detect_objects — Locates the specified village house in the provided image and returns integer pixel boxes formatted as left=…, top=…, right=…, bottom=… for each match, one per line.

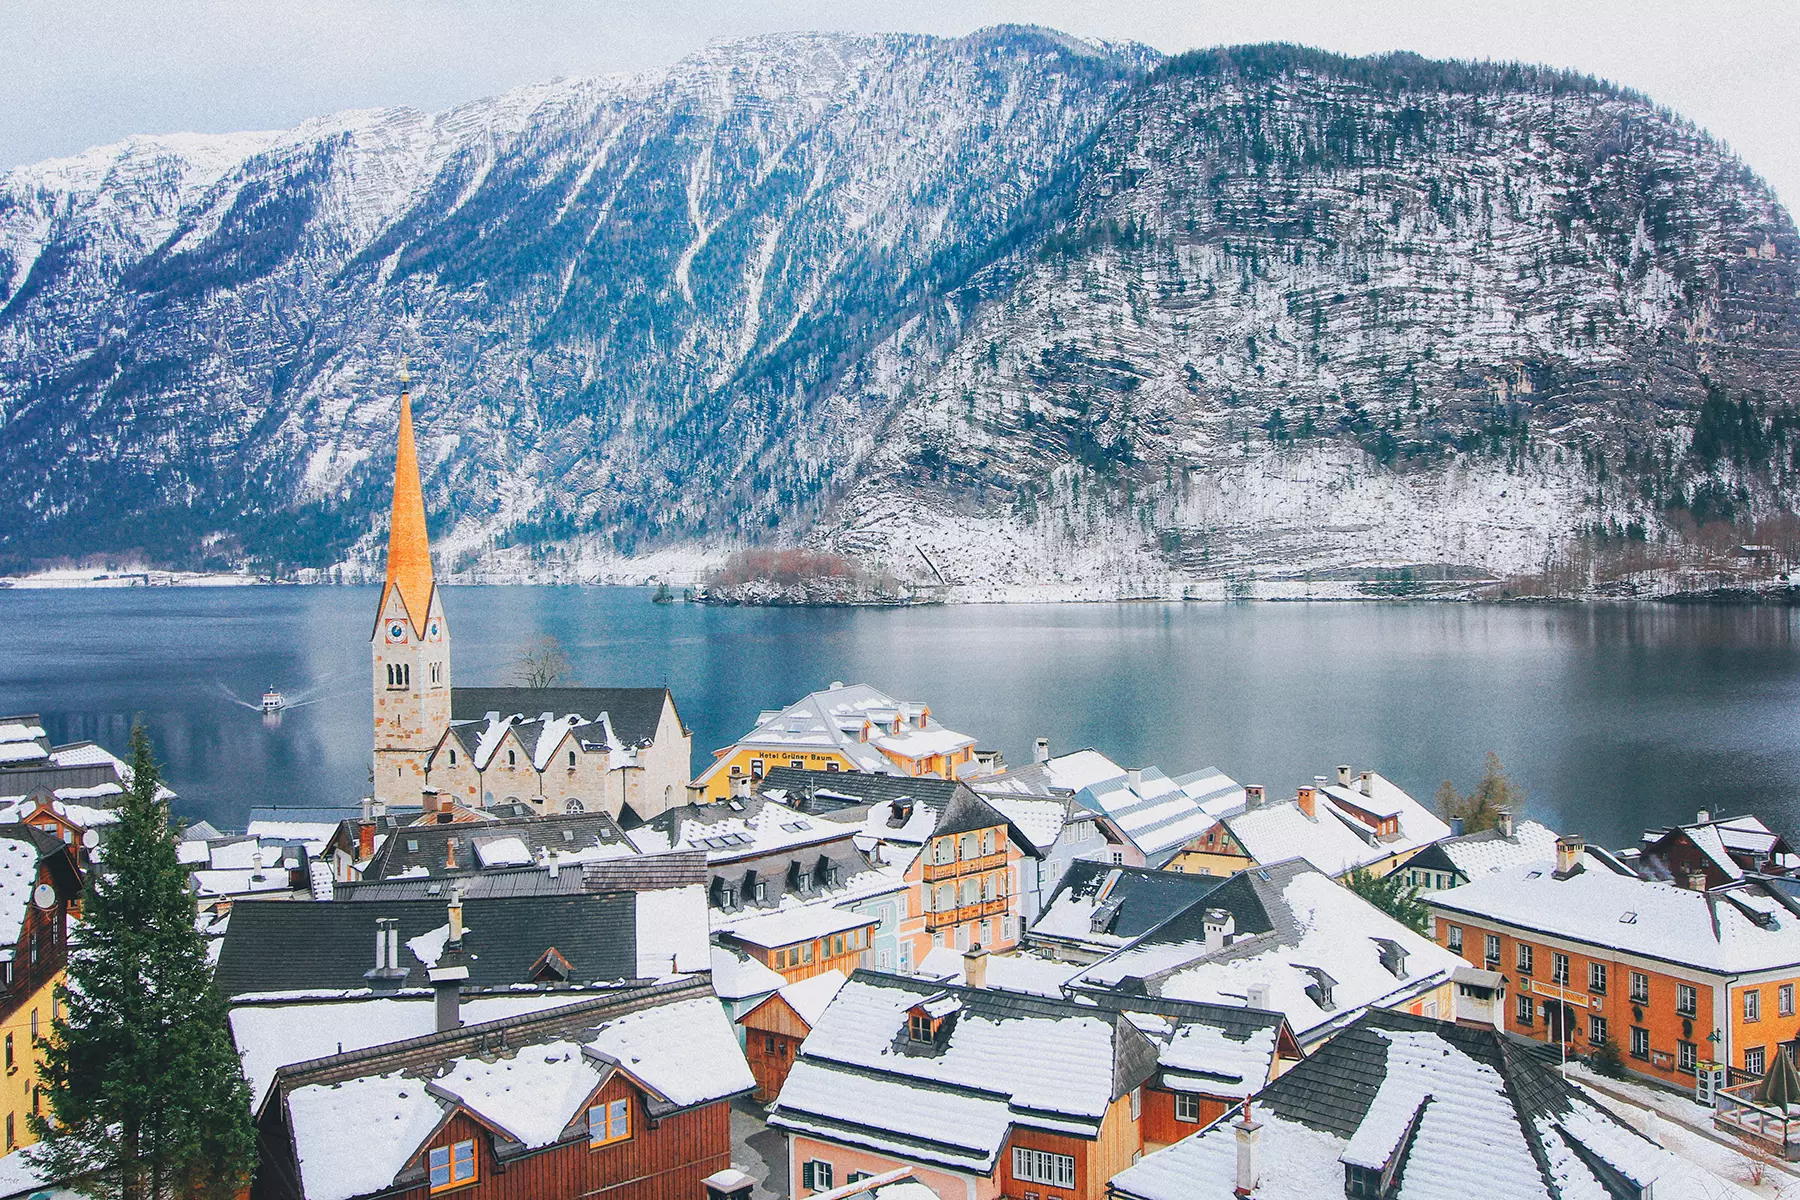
left=248, top=978, right=754, bottom=1200
left=0, top=825, right=81, bottom=1156
left=1071, top=765, right=1246, bottom=870
left=1028, top=862, right=1230, bottom=963
left=1170, top=767, right=1450, bottom=880
left=0, top=714, right=151, bottom=812
left=894, top=788, right=1037, bottom=968
left=1428, top=834, right=1800, bottom=1088
left=768, top=969, right=1299, bottom=1200
left=1072, top=858, right=1462, bottom=1049
left=358, top=809, right=638, bottom=881
left=1626, top=810, right=1799, bottom=888
left=688, top=683, right=977, bottom=801
left=710, top=944, right=787, bottom=1045
left=1108, top=1007, right=1753, bottom=1200
left=1391, top=807, right=1560, bottom=893
left=739, top=969, right=849, bottom=1101
left=368, top=377, right=692, bottom=819
left=215, top=853, right=711, bottom=1003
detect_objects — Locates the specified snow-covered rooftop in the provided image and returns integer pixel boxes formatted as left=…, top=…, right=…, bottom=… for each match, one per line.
left=1076, top=765, right=1242, bottom=866
left=1431, top=852, right=1800, bottom=975
left=724, top=903, right=877, bottom=949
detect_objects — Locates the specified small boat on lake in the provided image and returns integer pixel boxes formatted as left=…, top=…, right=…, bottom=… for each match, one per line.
left=260, top=688, right=285, bottom=712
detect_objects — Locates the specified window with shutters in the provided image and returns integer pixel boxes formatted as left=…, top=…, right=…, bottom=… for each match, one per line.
left=802, top=1160, right=834, bottom=1192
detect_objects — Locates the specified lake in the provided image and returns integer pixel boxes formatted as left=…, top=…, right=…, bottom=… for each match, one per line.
left=0, top=586, right=1795, bottom=849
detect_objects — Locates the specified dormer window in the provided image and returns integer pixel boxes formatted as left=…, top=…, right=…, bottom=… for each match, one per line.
left=1375, top=938, right=1409, bottom=980
left=905, top=994, right=960, bottom=1045
left=908, top=1012, right=936, bottom=1041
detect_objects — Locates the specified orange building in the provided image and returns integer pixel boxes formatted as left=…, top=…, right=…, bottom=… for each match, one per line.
left=1429, top=835, right=1800, bottom=1087
left=738, top=971, right=848, bottom=1102
left=719, top=907, right=878, bottom=985
left=892, top=789, right=1035, bottom=970
left=689, top=683, right=976, bottom=801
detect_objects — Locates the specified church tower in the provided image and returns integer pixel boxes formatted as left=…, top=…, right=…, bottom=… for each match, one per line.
left=372, top=370, right=451, bottom=806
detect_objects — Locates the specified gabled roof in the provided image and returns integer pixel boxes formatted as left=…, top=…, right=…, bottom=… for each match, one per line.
left=1031, top=861, right=1229, bottom=951
left=268, top=979, right=752, bottom=1200
left=337, top=852, right=707, bottom=902
left=758, top=768, right=960, bottom=814
left=0, top=823, right=79, bottom=943
left=769, top=971, right=1159, bottom=1171
left=1109, top=1008, right=1747, bottom=1200
left=1402, top=819, right=1561, bottom=881
left=1430, top=851, right=1800, bottom=975
left=1075, top=766, right=1242, bottom=867
left=925, top=786, right=1043, bottom=858
left=450, top=687, right=674, bottom=748
left=213, top=893, right=638, bottom=998
left=626, top=795, right=857, bottom=861
left=1223, top=774, right=1451, bottom=877
left=364, top=811, right=635, bottom=880
left=1074, top=859, right=1463, bottom=1044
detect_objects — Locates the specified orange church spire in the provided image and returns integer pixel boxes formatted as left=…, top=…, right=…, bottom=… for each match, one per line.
left=383, top=365, right=435, bottom=631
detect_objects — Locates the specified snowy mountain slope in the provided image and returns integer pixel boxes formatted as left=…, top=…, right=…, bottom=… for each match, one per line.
left=0, top=35, right=1795, bottom=596
left=828, top=48, right=1800, bottom=592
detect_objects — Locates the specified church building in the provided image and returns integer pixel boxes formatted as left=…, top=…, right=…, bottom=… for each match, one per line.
left=370, top=376, right=692, bottom=821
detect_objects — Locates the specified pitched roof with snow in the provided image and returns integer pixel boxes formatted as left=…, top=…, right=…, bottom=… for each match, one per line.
left=366, top=811, right=635, bottom=880
left=1223, top=774, right=1451, bottom=877
left=710, top=683, right=965, bottom=776
left=269, top=979, right=751, bottom=1200
left=450, top=687, right=674, bottom=748
left=1030, top=861, right=1229, bottom=953
left=1402, top=818, right=1562, bottom=882
left=1109, top=1007, right=1754, bottom=1200
left=626, top=795, right=855, bottom=861
left=752, top=969, right=849, bottom=1028
left=1074, top=859, right=1463, bottom=1044
left=769, top=971, right=1157, bottom=1172
left=1430, top=852, right=1800, bottom=976
left=1076, top=765, right=1242, bottom=867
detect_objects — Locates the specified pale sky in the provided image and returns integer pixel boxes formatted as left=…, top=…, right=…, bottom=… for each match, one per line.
left=4, top=1, right=1798, bottom=209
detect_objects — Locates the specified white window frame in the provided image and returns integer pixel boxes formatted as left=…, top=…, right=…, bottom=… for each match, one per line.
left=1173, top=1092, right=1201, bottom=1123
left=1676, top=983, right=1698, bottom=1017
left=1745, top=987, right=1762, bottom=1023
left=802, top=1160, right=834, bottom=1192
left=1012, top=1147, right=1076, bottom=1188
left=1629, top=971, right=1649, bottom=1004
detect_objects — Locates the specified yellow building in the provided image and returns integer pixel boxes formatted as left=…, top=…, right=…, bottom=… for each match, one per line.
left=0, top=827, right=82, bottom=1155
left=690, top=682, right=975, bottom=801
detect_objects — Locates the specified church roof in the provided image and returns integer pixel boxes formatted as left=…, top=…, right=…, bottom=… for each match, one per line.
left=450, top=688, right=674, bottom=749
left=381, top=383, right=435, bottom=637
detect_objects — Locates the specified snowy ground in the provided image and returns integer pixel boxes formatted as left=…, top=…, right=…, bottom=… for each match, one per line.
left=1564, top=1062, right=1799, bottom=1197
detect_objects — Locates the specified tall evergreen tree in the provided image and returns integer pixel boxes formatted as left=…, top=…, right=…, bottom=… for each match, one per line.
left=29, top=726, right=254, bottom=1200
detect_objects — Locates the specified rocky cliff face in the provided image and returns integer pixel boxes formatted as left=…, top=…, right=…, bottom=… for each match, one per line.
left=2, top=35, right=1795, bottom=596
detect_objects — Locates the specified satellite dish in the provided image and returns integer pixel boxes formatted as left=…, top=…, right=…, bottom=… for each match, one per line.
left=31, top=883, right=56, bottom=910
left=82, top=830, right=99, bottom=848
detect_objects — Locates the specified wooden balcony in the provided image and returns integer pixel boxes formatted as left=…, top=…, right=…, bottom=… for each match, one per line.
left=924, top=897, right=1009, bottom=931
left=921, top=852, right=1007, bottom=882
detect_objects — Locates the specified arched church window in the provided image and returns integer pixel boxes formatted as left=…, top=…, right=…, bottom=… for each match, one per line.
left=508, top=750, right=516, bottom=766
left=568, top=750, right=577, bottom=768
left=565, top=798, right=584, bottom=814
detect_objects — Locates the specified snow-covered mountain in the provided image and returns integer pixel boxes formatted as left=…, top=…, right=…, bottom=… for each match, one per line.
left=1, top=32, right=1795, bottom=596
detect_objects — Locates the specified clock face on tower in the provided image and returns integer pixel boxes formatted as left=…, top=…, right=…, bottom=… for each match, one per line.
left=386, top=621, right=408, bottom=644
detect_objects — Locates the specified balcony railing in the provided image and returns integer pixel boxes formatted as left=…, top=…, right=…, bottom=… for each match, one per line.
left=1716, top=1079, right=1800, bottom=1159
left=923, top=897, right=1009, bottom=931
left=921, top=852, right=1008, bottom=882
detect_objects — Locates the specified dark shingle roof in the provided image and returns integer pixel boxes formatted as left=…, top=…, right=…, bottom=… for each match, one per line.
left=333, top=851, right=706, bottom=902
left=1039, top=861, right=1231, bottom=943
left=450, top=687, right=675, bottom=746
left=758, top=768, right=960, bottom=814
left=364, top=811, right=632, bottom=880
left=928, top=786, right=1043, bottom=857
left=214, top=893, right=637, bottom=997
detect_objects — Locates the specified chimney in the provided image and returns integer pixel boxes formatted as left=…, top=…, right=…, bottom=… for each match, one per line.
left=730, top=773, right=750, bottom=799
left=357, top=821, right=376, bottom=861
left=963, top=945, right=988, bottom=989
left=445, top=836, right=457, bottom=869
left=1336, top=764, right=1353, bottom=787
left=1245, top=982, right=1270, bottom=1010
left=1244, top=785, right=1265, bottom=810
left=436, top=809, right=454, bottom=824
left=1686, top=871, right=1709, bottom=892
left=1496, top=808, right=1515, bottom=838
left=1554, top=834, right=1585, bottom=879
left=361, top=796, right=376, bottom=821
left=431, top=887, right=470, bottom=1032
left=1449, top=816, right=1464, bottom=836
left=1359, top=770, right=1375, bottom=797
left=1203, top=907, right=1235, bottom=948
left=1297, top=786, right=1316, bottom=820
left=1234, top=1108, right=1262, bottom=1197
left=1126, top=768, right=1143, bottom=791
left=1697, top=809, right=1711, bottom=825
left=364, top=917, right=407, bottom=989
left=1034, top=737, right=1050, bottom=765
left=448, top=885, right=465, bottom=944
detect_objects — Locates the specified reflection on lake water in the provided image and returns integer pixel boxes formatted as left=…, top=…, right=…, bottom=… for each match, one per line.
left=0, top=586, right=1794, bottom=848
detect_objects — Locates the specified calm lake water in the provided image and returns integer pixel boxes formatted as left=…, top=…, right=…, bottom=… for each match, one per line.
left=0, top=586, right=1795, bottom=848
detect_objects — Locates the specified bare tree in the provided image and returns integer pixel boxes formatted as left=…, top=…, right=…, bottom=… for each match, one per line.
left=515, top=635, right=571, bottom=689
